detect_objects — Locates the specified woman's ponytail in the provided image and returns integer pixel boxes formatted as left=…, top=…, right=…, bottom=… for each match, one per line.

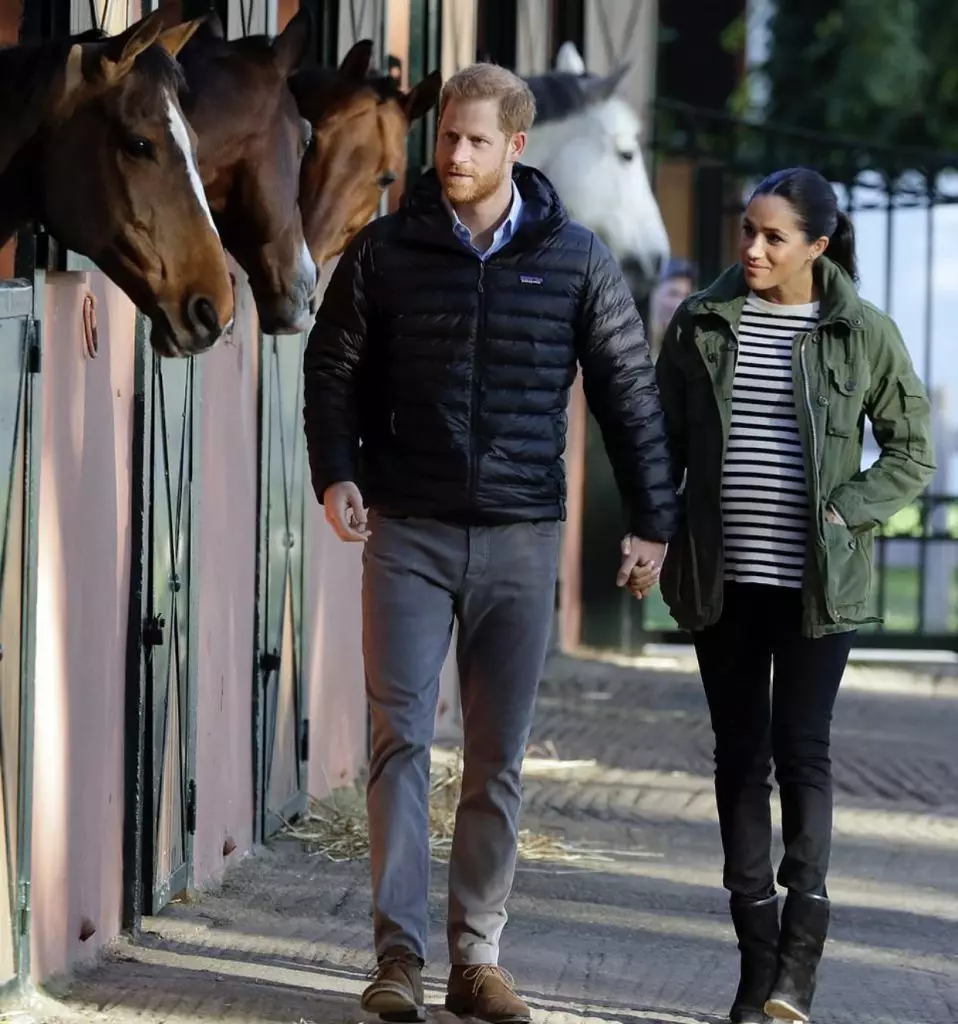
left=827, top=210, right=858, bottom=284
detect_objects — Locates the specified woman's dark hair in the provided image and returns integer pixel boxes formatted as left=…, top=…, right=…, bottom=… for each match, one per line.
left=749, top=167, right=858, bottom=284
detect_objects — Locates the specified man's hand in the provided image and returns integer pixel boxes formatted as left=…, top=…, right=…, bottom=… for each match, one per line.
left=323, top=481, right=370, bottom=542
left=616, top=535, right=667, bottom=598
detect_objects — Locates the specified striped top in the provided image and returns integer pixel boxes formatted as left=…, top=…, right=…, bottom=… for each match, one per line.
left=721, top=292, right=819, bottom=588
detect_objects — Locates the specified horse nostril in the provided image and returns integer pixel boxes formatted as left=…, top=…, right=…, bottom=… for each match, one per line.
left=187, top=295, right=221, bottom=338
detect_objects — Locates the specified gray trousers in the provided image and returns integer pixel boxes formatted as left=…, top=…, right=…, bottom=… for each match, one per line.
left=361, top=511, right=559, bottom=966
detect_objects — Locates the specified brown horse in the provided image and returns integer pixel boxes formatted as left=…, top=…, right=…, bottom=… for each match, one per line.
left=0, top=12, right=234, bottom=356
left=172, top=11, right=318, bottom=334
left=290, top=42, right=441, bottom=265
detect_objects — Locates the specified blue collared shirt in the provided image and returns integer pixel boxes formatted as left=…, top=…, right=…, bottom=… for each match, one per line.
left=443, top=180, right=523, bottom=260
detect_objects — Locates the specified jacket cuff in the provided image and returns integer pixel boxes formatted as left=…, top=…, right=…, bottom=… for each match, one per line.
left=309, top=450, right=357, bottom=504
left=628, top=512, right=677, bottom=544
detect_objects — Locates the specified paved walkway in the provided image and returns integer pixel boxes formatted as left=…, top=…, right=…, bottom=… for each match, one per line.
left=31, top=653, right=958, bottom=1024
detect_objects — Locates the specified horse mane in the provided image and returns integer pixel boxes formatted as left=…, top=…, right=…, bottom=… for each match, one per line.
left=128, top=42, right=187, bottom=93
left=524, top=70, right=603, bottom=125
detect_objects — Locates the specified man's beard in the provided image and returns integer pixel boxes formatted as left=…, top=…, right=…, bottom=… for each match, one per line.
left=441, top=159, right=508, bottom=204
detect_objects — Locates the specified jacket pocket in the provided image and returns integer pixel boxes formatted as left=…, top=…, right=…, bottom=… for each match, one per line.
left=825, top=365, right=864, bottom=438
left=898, top=374, right=934, bottom=464
left=822, top=518, right=878, bottom=623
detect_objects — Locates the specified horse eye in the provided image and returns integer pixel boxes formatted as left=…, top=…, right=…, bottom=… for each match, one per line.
left=378, top=171, right=398, bottom=188
left=618, top=150, right=635, bottom=163
left=123, top=135, right=154, bottom=159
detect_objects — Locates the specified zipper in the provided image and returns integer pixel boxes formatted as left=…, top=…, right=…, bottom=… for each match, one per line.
left=469, top=260, right=486, bottom=501
left=799, top=333, right=841, bottom=623
left=711, top=316, right=739, bottom=586
left=799, top=335, right=821, bottom=535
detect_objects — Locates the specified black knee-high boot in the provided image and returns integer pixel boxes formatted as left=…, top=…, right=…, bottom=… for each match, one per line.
left=728, top=894, right=779, bottom=1024
left=764, top=891, right=830, bottom=1022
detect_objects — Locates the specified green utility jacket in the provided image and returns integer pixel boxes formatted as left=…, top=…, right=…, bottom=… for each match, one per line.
left=655, top=256, right=937, bottom=638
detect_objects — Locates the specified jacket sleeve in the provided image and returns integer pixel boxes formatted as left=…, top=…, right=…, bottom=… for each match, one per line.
left=575, top=235, right=678, bottom=542
left=654, top=303, right=692, bottom=491
left=828, top=312, right=937, bottom=531
left=302, top=231, right=372, bottom=503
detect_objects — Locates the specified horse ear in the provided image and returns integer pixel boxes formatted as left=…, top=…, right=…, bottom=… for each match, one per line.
left=585, top=62, right=631, bottom=103
left=272, top=6, right=313, bottom=78
left=554, top=41, right=585, bottom=75
left=402, top=69, right=441, bottom=124
left=338, top=39, right=373, bottom=80
left=59, top=8, right=165, bottom=107
left=155, top=18, right=204, bottom=59
left=202, top=10, right=226, bottom=39
left=97, top=10, right=166, bottom=83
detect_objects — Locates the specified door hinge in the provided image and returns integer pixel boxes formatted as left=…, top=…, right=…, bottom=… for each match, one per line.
left=260, top=649, right=281, bottom=674
left=28, top=320, right=40, bottom=374
left=143, top=614, right=165, bottom=647
left=300, top=718, right=309, bottom=763
left=186, top=779, right=197, bottom=835
left=18, top=879, right=29, bottom=936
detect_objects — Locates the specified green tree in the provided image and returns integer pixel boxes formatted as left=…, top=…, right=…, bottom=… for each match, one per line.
left=761, top=0, right=929, bottom=146
left=904, top=0, right=958, bottom=151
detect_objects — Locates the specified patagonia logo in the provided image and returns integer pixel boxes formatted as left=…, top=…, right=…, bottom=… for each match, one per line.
left=520, top=274, right=543, bottom=285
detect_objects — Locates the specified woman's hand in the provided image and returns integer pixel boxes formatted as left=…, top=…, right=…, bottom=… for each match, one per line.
left=824, top=505, right=846, bottom=526
left=626, top=560, right=660, bottom=600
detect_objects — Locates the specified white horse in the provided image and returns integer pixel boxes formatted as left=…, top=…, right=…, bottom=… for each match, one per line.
left=522, top=42, right=670, bottom=299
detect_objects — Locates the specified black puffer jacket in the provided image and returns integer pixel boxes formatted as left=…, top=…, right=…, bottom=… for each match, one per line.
left=303, top=163, right=677, bottom=541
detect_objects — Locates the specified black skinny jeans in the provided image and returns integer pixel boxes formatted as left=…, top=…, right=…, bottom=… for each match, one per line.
left=692, top=583, right=854, bottom=900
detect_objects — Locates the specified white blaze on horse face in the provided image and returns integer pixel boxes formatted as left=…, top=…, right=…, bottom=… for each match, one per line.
left=300, top=237, right=319, bottom=296
left=165, top=90, right=218, bottom=236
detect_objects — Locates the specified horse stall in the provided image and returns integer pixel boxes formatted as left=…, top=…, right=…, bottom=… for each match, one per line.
left=2, top=0, right=661, bottom=995
left=0, top=0, right=449, bottom=993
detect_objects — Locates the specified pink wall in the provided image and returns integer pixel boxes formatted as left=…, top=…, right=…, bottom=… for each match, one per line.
left=304, top=503, right=367, bottom=795
left=191, top=275, right=259, bottom=886
left=31, top=272, right=136, bottom=980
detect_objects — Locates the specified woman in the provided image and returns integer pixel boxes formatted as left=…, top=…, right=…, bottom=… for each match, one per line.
left=646, top=167, right=936, bottom=1023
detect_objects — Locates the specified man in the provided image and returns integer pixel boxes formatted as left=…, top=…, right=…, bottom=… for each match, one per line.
left=649, top=257, right=697, bottom=363
left=303, top=62, right=677, bottom=1024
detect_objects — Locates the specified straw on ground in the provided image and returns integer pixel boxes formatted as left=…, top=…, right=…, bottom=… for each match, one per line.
left=282, top=743, right=602, bottom=865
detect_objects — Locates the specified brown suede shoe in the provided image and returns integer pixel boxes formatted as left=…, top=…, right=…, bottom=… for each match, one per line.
left=445, top=965, right=531, bottom=1023
left=360, top=946, right=426, bottom=1022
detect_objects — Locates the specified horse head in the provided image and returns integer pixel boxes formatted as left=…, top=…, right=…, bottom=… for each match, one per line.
left=20, top=12, right=234, bottom=355
left=522, top=42, right=670, bottom=300
left=290, top=42, right=441, bottom=265
left=175, top=9, right=319, bottom=335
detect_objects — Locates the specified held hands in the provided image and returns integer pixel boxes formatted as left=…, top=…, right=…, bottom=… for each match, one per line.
left=616, top=535, right=667, bottom=601
left=323, top=481, right=370, bottom=542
